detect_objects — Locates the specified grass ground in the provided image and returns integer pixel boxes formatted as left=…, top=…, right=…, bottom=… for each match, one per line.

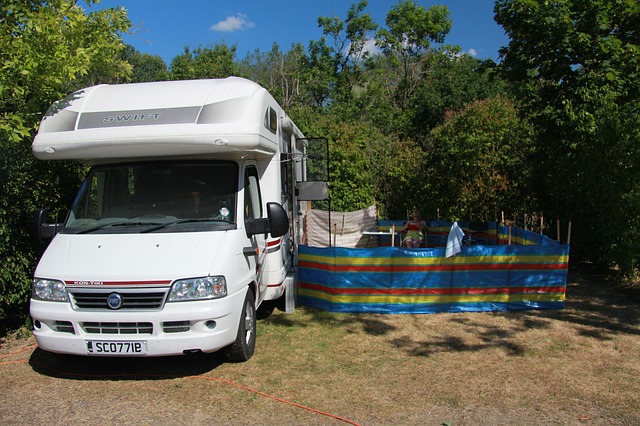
left=1, top=264, right=638, bottom=425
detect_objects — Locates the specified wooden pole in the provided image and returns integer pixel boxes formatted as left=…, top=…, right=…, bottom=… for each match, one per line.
left=391, top=224, right=396, bottom=247
left=557, top=219, right=561, bottom=242
left=333, top=223, right=337, bottom=247
left=303, top=201, right=311, bottom=245
left=540, top=216, right=544, bottom=235
left=567, top=221, right=572, bottom=245
left=524, top=213, right=528, bottom=230
left=508, top=226, right=512, bottom=245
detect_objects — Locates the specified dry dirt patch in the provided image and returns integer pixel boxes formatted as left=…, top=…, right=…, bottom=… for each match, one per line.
left=1, top=265, right=639, bottom=425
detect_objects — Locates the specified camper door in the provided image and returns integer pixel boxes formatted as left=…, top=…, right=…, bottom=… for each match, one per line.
left=243, top=164, right=268, bottom=302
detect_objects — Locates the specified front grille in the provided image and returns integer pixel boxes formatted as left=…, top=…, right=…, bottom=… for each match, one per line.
left=162, top=321, right=191, bottom=333
left=82, top=322, right=153, bottom=335
left=54, top=320, right=75, bottom=334
left=70, top=291, right=166, bottom=310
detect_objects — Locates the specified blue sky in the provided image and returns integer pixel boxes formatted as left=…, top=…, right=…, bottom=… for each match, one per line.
left=91, top=0, right=508, bottom=65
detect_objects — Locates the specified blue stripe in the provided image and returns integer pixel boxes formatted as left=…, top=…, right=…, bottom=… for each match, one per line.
left=298, top=297, right=565, bottom=314
left=299, top=269, right=568, bottom=289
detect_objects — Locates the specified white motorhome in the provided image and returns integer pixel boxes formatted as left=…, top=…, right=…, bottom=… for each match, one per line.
left=29, top=77, right=322, bottom=361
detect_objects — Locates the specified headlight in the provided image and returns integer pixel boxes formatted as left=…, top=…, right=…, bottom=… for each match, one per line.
left=168, top=276, right=227, bottom=302
left=32, top=279, right=68, bottom=302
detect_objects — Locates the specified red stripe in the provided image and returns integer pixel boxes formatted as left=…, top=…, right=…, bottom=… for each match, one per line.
left=299, top=261, right=567, bottom=272
left=268, top=281, right=284, bottom=288
left=300, top=282, right=565, bottom=296
left=267, top=238, right=281, bottom=247
left=65, top=280, right=172, bottom=286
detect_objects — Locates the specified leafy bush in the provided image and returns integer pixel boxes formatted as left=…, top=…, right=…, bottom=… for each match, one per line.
left=496, top=0, right=640, bottom=273
left=0, top=0, right=131, bottom=334
left=428, top=96, right=535, bottom=221
left=291, top=107, right=424, bottom=218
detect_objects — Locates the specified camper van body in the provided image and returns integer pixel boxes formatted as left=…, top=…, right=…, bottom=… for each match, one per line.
left=29, top=78, right=307, bottom=360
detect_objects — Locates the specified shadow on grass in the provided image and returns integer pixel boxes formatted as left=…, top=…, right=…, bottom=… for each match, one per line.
left=29, top=347, right=225, bottom=380
left=401, top=266, right=638, bottom=357
left=389, top=314, right=536, bottom=357
left=265, top=306, right=399, bottom=336
left=528, top=263, right=640, bottom=339
left=271, top=263, right=639, bottom=358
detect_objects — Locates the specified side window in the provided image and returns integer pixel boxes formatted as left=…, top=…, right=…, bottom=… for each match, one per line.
left=281, top=131, right=292, bottom=199
left=84, top=172, right=103, bottom=218
left=264, top=107, right=277, bottom=134
left=244, top=166, right=263, bottom=220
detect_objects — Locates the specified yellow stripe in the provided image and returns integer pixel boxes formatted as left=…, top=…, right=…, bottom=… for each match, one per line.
left=429, top=227, right=498, bottom=234
left=299, top=289, right=565, bottom=304
left=299, top=253, right=569, bottom=266
left=497, top=233, right=540, bottom=245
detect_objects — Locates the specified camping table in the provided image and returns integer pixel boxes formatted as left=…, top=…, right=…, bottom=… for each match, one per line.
left=362, top=230, right=401, bottom=247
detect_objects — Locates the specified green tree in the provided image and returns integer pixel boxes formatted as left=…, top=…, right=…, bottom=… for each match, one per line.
left=170, top=43, right=239, bottom=80
left=428, top=96, right=535, bottom=221
left=376, top=1, right=452, bottom=110
left=292, top=107, right=424, bottom=218
left=240, top=42, right=306, bottom=109
left=317, top=0, right=378, bottom=105
left=408, top=55, right=506, bottom=140
left=122, top=45, right=169, bottom=82
left=0, top=0, right=131, bottom=142
left=0, top=0, right=131, bottom=332
left=303, top=38, right=337, bottom=108
left=495, top=0, right=640, bottom=274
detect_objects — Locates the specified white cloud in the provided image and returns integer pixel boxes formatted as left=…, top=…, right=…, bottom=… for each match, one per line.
left=210, top=13, right=255, bottom=32
left=345, top=39, right=382, bottom=60
left=362, top=39, right=382, bottom=56
left=468, top=48, right=478, bottom=57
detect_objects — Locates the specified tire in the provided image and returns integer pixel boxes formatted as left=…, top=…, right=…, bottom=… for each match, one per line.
left=256, top=299, right=276, bottom=320
left=224, top=289, right=256, bottom=362
left=257, top=286, right=289, bottom=319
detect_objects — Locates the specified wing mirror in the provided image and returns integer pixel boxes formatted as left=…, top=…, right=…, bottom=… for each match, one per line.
left=245, top=202, right=289, bottom=238
left=29, top=209, right=64, bottom=252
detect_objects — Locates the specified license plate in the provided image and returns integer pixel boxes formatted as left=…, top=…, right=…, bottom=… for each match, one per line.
left=86, top=340, right=147, bottom=355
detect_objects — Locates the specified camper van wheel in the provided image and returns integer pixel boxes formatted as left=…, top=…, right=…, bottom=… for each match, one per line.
left=224, top=289, right=256, bottom=362
left=257, top=292, right=286, bottom=319
left=256, top=299, right=276, bottom=319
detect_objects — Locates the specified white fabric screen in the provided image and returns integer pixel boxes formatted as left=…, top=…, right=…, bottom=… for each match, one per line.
left=305, top=205, right=377, bottom=248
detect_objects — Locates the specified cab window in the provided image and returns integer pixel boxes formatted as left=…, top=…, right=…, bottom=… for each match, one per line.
left=244, top=166, right=262, bottom=220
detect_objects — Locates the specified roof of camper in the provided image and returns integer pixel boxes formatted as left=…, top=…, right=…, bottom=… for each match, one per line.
left=32, top=77, right=300, bottom=160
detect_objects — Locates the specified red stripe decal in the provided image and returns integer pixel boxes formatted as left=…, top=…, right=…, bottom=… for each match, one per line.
left=267, top=238, right=281, bottom=247
left=300, top=283, right=566, bottom=296
left=65, top=280, right=172, bottom=286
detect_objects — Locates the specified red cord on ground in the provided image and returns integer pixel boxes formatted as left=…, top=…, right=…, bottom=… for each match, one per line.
left=0, top=359, right=29, bottom=366
left=0, top=343, right=38, bottom=359
left=0, top=346, right=361, bottom=426
left=189, top=375, right=361, bottom=426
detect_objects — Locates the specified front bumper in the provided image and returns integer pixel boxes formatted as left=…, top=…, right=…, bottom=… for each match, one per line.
left=30, top=289, right=246, bottom=357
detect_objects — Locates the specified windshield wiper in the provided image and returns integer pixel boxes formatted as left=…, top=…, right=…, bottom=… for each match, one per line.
left=76, top=221, right=164, bottom=234
left=140, top=218, right=229, bottom=233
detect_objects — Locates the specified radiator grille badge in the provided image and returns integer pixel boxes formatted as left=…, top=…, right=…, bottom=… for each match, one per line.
left=107, top=293, right=123, bottom=310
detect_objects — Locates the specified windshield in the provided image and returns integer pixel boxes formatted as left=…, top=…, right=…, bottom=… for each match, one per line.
left=63, top=161, right=238, bottom=234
